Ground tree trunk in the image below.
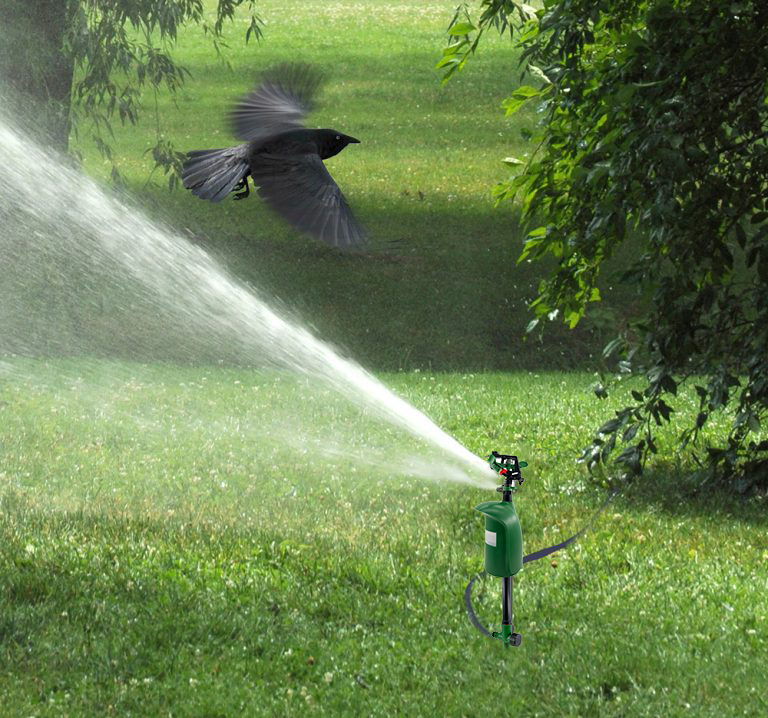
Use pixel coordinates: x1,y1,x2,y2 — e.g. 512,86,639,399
0,0,75,152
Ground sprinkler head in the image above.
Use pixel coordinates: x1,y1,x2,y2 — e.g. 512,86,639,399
486,451,527,494
487,451,527,474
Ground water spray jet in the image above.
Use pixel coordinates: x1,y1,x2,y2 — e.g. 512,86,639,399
0,111,494,490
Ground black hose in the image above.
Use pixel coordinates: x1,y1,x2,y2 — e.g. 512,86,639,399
464,572,493,637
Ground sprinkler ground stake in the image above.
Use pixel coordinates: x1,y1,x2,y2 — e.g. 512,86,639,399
474,451,527,648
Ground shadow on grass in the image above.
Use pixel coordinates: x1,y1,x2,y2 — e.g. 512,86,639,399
140,194,613,371
607,461,767,527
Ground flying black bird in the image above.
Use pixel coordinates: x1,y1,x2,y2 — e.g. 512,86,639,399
182,63,366,250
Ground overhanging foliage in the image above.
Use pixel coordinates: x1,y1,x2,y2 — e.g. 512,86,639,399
441,0,768,492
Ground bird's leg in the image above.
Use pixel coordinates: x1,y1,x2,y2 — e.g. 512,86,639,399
233,176,250,200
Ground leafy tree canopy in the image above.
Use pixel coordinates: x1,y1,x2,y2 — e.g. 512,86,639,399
0,0,262,185
441,0,768,493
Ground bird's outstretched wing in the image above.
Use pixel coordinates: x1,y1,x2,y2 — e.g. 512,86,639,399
182,144,250,202
250,153,367,250
229,63,324,143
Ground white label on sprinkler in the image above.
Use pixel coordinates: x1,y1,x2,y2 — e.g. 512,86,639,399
485,530,497,547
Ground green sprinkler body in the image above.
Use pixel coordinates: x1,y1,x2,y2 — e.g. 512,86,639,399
474,451,528,647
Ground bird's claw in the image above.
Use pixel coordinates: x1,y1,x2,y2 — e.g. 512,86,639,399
233,178,250,200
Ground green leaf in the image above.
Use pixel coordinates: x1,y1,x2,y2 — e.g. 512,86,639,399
447,22,477,35
656,399,674,422
527,65,551,84
502,86,541,115
502,97,530,115
512,85,541,98
435,55,461,69
733,222,747,249
622,423,639,442
503,156,525,166
660,375,678,395
598,417,622,434
566,310,582,328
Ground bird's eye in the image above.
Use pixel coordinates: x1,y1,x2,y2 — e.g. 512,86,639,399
336,135,341,140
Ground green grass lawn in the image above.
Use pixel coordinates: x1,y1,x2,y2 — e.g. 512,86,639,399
1,361,766,717
2,2,766,716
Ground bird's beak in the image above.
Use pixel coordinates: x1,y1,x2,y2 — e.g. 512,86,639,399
347,136,360,144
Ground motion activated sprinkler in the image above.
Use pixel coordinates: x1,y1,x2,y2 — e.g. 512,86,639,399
467,451,619,647
474,451,527,647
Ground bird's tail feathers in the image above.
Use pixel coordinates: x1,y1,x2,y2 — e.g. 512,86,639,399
182,145,249,203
